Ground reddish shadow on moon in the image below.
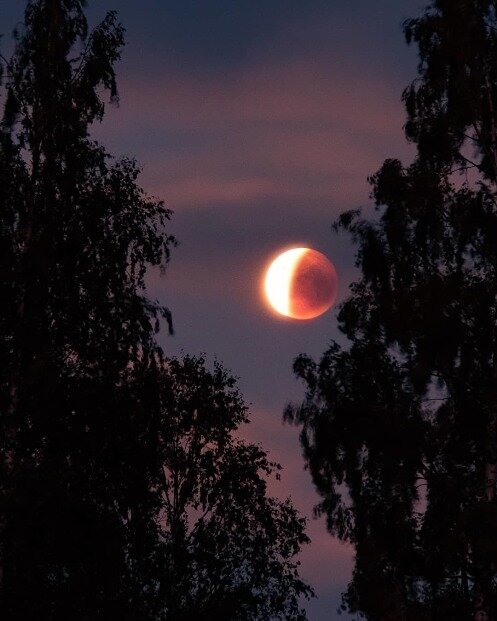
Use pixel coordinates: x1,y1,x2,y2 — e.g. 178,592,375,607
290,250,337,320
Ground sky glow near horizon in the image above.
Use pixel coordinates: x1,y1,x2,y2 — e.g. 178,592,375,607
1,1,421,618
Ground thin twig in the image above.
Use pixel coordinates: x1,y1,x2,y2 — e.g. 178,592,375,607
450,164,479,175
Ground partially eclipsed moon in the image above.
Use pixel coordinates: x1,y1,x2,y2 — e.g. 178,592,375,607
264,248,338,320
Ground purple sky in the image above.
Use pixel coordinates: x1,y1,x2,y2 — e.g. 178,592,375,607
2,1,421,617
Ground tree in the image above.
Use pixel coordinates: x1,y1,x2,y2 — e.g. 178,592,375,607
0,0,172,617
0,1,176,617
142,355,313,620
287,1,497,619
0,2,312,619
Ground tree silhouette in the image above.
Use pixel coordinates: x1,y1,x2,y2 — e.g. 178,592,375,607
0,2,312,619
0,1,175,617
287,1,497,619
144,355,313,620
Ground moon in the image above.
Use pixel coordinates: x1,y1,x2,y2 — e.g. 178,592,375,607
264,248,338,320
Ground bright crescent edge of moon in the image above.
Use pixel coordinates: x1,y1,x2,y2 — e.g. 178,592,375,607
264,248,309,318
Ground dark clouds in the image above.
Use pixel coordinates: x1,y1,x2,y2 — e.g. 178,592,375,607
1,2,421,618
86,0,419,77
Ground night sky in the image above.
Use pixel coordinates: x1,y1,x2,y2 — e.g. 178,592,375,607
2,1,420,618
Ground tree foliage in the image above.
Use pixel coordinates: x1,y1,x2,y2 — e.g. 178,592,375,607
0,1,175,617
145,356,313,620
287,1,497,619
0,2,311,619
